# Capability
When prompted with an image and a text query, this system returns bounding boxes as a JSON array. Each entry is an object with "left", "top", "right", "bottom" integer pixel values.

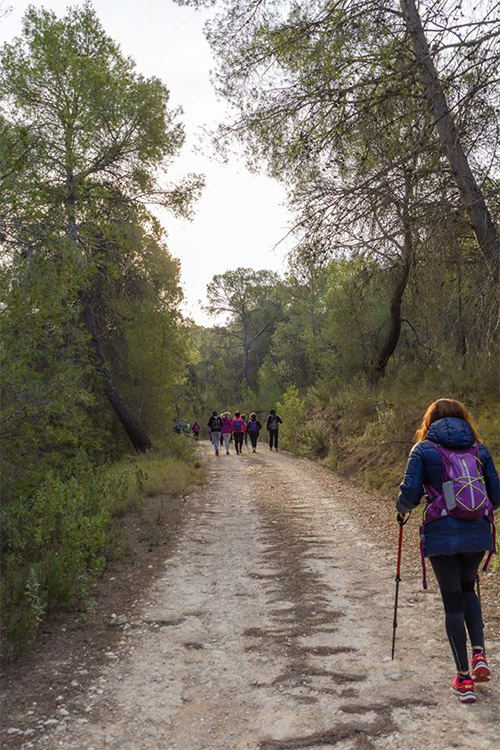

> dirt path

[{"left": 3, "top": 444, "right": 500, "bottom": 749}]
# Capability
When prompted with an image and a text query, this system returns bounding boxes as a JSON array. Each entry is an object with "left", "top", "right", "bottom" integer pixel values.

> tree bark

[
  {"left": 64, "top": 156, "right": 151, "bottom": 453},
  {"left": 371, "top": 172, "right": 414, "bottom": 383},
  {"left": 400, "top": 0, "right": 500, "bottom": 282},
  {"left": 81, "top": 299, "right": 152, "bottom": 453},
  {"left": 370, "top": 257, "right": 412, "bottom": 383}
]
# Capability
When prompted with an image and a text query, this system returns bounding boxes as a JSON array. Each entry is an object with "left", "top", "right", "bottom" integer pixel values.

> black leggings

[
  {"left": 269, "top": 429, "right": 278, "bottom": 449},
  {"left": 429, "top": 552, "right": 485, "bottom": 673},
  {"left": 234, "top": 433, "right": 244, "bottom": 453},
  {"left": 248, "top": 432, "right": 258, "bottom": 449}
]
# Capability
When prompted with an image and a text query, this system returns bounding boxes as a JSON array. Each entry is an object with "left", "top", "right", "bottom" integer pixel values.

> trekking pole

[{"left": 391, "top": 513, "right": 409, "bottom": 660}]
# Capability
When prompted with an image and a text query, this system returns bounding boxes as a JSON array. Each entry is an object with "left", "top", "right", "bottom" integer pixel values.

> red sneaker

[
  {"left": 471, "top": 653, "right": 490, "bottom": 682},
  {"left": 450, "top": 675, "right": 476, "bottom": 703}
]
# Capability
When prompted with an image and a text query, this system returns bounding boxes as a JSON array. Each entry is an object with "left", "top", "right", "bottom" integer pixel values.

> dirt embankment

[{"left": 2, "top": 443, "right": 499, "bottom": 750}]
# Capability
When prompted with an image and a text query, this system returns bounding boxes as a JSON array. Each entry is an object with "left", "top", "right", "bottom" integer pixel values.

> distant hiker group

[
  {"left": 207, "top": 409, "right": 282, "bottom": 456},
  {"left": 173, "top": 420, "right": 200, "bottom": 439}
]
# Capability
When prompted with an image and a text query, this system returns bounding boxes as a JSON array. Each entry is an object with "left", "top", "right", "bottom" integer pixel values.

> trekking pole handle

[{"left": 396, "top": 523, "right": 404, "bottom": 577}]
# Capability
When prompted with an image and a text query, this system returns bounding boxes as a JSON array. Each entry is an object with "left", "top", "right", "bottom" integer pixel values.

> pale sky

[{"left": 0, "top": 0, "right": 294, "bottom": 325}]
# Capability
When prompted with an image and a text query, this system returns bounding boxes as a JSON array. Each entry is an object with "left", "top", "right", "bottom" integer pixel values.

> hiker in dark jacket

[
  {"left": 396, "top": 398, "right": 499, "bottom": 704},
  {"left": 207, "top": 411, "right": 222, "bottom": 456},
  {"left": 266, "top": 409, "right": 283, "bottom": 451},
  {"left": 246, "top": 412, "right": 262, "bottom": 452}
]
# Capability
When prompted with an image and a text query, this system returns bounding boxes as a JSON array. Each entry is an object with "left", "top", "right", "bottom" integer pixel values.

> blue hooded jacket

[{"left": 396, "top": 417, "right": 499, "bottom": 557}]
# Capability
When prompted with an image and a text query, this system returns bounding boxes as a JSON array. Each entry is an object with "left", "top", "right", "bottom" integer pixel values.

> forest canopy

[{"left": 181, "top": 0, "right": 499, "bottom": 410}]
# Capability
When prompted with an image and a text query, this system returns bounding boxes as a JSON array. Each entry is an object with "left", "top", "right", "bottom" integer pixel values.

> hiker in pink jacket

[{"left": 220, "top": 412, "right": 233, "bottom": 455}]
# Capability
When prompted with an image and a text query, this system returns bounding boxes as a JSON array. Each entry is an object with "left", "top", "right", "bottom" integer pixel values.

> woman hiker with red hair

[{"left": 396, "top": 398, "right": 499, "bottom": 703}]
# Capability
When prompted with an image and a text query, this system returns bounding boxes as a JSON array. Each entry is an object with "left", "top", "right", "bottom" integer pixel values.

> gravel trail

[{"left": 10, "top": 444, "right": 500, "bottom": 749}]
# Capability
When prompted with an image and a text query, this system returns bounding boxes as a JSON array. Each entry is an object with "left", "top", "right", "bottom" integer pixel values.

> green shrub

[
  {"left": 277, "top": 385, "right": 307, "bottom": 453},
  {"left": 0, "top": 444, "right": 204, "bottom": 658},
  {"left": 130, "top": 453, "right": 205, "bottom": 498}
]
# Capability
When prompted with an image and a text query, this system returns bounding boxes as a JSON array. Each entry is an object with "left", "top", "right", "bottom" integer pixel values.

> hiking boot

[
  {"left": 450, "top": 675, "right": 476, "bottom": 703},
  {"left": 471, "top": 652, "right": 490, "bottom": 682}
]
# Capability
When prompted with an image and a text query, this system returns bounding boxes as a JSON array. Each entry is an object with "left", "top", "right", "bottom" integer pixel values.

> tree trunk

[
  {"left": 81, "top": 299, "right": 152, "bottom": 453},
  {"left": 400, "top": 0, "right": 500, "bottom": 282},
  {"left": 64, "top": 158, "right": 151, "bottom": 453},
  {"left": 370, "top": 258, "right": 412, "bottom": 383},
  {"left": 371, "top": 173, "right": 414, "bottom": 383}
]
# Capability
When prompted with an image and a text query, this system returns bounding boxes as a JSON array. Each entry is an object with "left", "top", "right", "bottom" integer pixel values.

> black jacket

[
  {"left": 266, "top": 414, "right": 282, "bottom": 430},
  {"left": 208, "top": 415, "right": 221, "bottom": 431}
]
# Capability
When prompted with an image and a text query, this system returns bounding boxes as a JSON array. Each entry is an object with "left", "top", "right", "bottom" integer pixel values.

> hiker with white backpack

[{"left": 396, "top": 398, "right": 499, "bottom": 704}]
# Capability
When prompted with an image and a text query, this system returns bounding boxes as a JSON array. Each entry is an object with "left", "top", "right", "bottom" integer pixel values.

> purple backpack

[
  {"left": 423, "top": 442, "right": 492, "bottom": 523},
  {"left": 420, "top": 441, "right": 495, "bottom": 589}
]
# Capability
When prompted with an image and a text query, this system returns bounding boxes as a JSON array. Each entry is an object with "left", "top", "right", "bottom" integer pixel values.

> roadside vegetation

[
  {"left": 0, "top": 5, "right": 203, "bottom": 657},
  {"left": 1, "top": 435, "right": 204, "bottom": 658}
]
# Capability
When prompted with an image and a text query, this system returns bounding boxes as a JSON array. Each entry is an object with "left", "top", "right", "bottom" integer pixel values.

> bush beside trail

[{"left": 0, "top": 436, "right": 205, "bottom": 659}]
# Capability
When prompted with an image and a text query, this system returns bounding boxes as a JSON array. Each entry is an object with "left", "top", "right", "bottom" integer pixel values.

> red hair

[{"left": 414, "top": 398, "right": 481, "bottom": 443}]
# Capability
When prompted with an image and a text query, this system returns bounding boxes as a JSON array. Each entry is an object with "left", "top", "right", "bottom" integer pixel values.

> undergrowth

[
  {"left": 0, "top": 436, "right": 204, "bottom": 659},
  {"left": 279, "top": 360, "right": 499, "bottom": 555}
]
